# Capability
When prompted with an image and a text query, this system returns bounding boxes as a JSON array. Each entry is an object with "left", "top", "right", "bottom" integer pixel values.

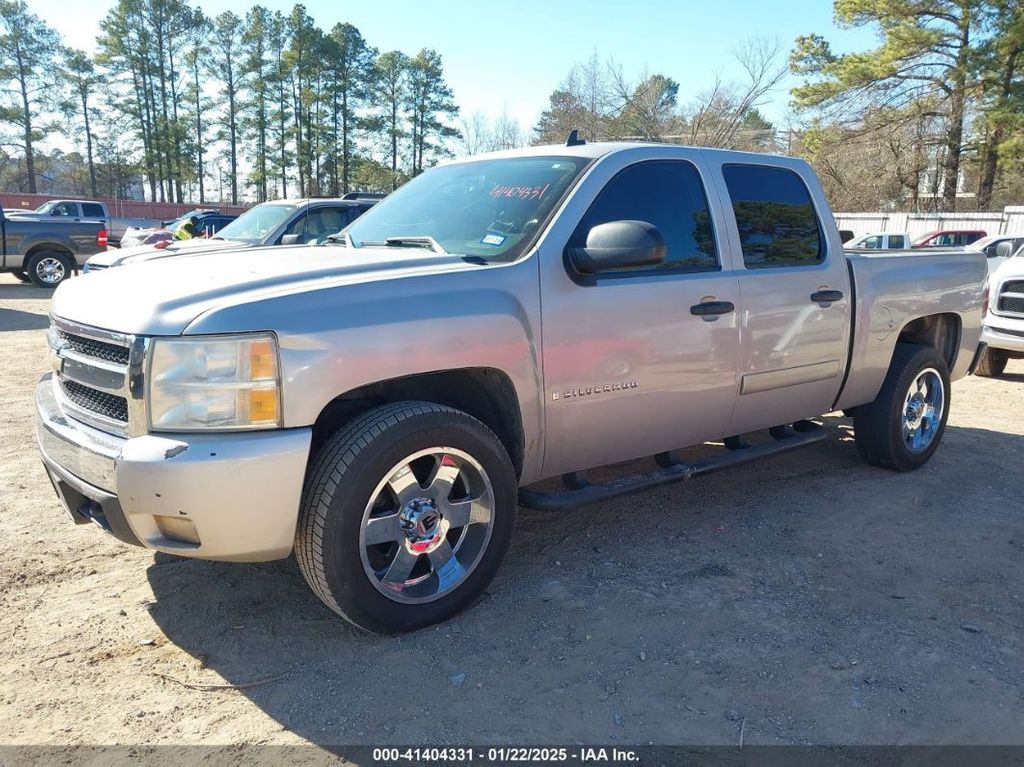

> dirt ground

[{"left": 1, "top": 272, "right": 1022, "bottom": 748}]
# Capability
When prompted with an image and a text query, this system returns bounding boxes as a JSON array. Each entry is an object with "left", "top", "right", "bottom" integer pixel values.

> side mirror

[
  {"left": 280, "top": 234, "right": 303, "bottom": 246},
  {"left": 570, "top": 220, "right": 666, "bottom": 274},
  {"left": 995, "top": 241, "right": 1013, "bottom": 258}
]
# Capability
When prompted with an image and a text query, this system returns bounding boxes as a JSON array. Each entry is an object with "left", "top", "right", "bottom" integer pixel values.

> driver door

[{"left": 538, "top": 154, "right": 741, "bottom": 477}]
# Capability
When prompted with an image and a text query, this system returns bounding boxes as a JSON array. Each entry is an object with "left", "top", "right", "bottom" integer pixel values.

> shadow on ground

[
  {"left": 0, "top": 306, "right": 49, "bottom": 331},
  {"left": 145, "top": 415, "right": 1024, "bottom": 747},
  {"left": 0, "top": 283, "right": 53, "bottom": 301}
]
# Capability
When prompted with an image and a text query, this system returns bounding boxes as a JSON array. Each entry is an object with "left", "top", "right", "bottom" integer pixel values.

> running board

[{"left": 518, "top": 422, "right": 826, "bottom": 511}]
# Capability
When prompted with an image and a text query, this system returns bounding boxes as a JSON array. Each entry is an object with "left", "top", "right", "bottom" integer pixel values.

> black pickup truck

[{"left": 0, "top": 210, "right": 108, "bottom": 287}]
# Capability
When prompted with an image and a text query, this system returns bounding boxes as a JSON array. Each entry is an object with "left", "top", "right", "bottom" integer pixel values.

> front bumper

[
  {"left": 981, "top": 318, "right": 1024, "bottom": 356},
  {"left": 35, "top": 373, "right": 312, "bottom": 561}
]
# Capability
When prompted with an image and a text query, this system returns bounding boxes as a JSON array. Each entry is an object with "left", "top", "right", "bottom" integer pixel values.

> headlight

[{"left": 147, "top": 333, "right": 281, "bottom": 431}]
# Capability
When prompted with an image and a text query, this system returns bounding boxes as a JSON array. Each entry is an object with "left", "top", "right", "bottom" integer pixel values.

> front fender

[{"left": 184, "top": 258, "right": 546, "bottom": 480}]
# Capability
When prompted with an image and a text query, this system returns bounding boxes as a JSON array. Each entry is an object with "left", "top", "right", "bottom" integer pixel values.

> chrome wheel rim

[
  {"left": 359, "top": 447, "right": 495, "bottom": 604},
  {"left": 901, "top": 368, "right": 944, "bottom": 454},
  {"left": 35, "top": 257, "right": 66, "bottom": 285}
]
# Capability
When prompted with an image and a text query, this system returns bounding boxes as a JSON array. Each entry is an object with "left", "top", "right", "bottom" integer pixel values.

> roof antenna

[{"left": 565, "top": 129, "right": 586, "bottom": 147}]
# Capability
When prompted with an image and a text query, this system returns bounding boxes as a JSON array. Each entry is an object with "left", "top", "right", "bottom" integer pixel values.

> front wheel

[
  {"left": 975, "top": 347, "right": 1008, "bottom": 378},
  {"left": 295, "top": 401, "right": 517, "bottom": 633},
  {"left": 853, "top": 343, "right": 950, "bottom": 471}
]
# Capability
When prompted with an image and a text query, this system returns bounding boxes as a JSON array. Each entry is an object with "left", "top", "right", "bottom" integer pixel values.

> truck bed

[{"left": 837, "top": 248, "right": 986, "bottom": 411}]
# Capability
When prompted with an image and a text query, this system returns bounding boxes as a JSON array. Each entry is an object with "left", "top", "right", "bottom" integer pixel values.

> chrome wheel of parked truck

[
  {"left": 34, "top": 139, "right": 988, "bottom": 632},
  {"left": 901, "top": 369, "right": 944, "bottom": 453},
  {"left": 295, "top": 402, "right": 515, "bottom": 633},
  {"left": 31, "top": 255, "right": 67, "bottom": 286},
  {"left": 359, "top": 447, "right": 496, "bottom": 604}
]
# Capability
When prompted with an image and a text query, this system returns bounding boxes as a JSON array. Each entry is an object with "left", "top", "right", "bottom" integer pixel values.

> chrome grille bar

[{"left": 48, "top": 316, "right": 147, "bottom": 437}]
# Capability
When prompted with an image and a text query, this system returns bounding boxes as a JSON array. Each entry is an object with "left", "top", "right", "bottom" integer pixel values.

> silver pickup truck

[{"left": 35, "top": 141, "right": 985, "bottom": 633}]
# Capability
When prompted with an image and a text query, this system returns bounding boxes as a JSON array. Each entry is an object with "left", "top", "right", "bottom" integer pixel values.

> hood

[
  {"left": 87, "top": 237, "right": 245, "bottom": 268},
  {"left": 992, "top": 253, "right": 1023, "bottom": 281},
  {"left": 52, "top": 244, "right": 483, "bottom": 336}
]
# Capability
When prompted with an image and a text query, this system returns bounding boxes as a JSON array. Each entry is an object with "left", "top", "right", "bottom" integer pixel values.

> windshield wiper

[{"left": 361, "top": 235, "right": 448, "bottom": 254}]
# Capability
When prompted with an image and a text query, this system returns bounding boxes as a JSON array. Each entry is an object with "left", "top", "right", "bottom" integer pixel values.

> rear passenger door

[{"left": 715, "top": 163, "right": 851, "bottom": 435}]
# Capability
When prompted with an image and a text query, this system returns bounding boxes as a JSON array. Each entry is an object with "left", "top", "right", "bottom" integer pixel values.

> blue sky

[{"left": 40, "top": 0, "right": 878, "bottom": 132}]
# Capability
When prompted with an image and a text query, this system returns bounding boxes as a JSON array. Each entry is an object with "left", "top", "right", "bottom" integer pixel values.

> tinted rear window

[
  {"left": 82, "top": 203, "right": 105, "bottom": 218},
  {"left": 722, "top": 164, "right": 823, "bottom": 268}
]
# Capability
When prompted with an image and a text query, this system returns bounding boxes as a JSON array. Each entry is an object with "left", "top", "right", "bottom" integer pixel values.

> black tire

[
  {"left": 853, "top": 343, "right": 951, "bottom": 472},
  {"left": 295, "top": 401, "right": 517, "bottom": 634},
  {"left": 12, "top": 270, "right": 30, "bottom": 283},
  {"left": 25, "top": 251, "right": 73, "bottom": 288},
  {"left": 975, "top": 347, "right": 1008, "bottom": 378}
]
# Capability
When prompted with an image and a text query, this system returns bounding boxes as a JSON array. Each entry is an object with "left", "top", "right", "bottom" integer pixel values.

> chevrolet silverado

[{"left": 35, "top": 140, "right": 985, "bottom": 633}]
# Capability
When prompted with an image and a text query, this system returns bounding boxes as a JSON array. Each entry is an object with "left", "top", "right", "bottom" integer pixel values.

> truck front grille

[
  {"left": 997, "top": 280, "right": 1024, "bottom": 317},
  {"left": 57, "top": 331, "right": 130, "bottom": 365},
  {"left": 61, "top": 379, "right": 129, "bottom": 422},
  {"left": 49, "top": 317, "right": 139, "bottom": 435}
]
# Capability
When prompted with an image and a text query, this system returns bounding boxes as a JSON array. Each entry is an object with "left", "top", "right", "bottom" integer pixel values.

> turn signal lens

[
  {"left": 250, "top": 339, "right": 277, "bottom": 380},
  {"left": 248, "top": 387, "right": 280, "bottom": 423}
]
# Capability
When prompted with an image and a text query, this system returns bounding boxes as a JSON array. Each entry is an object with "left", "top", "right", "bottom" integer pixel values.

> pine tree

[
  {"left": 183, "top": 11, "right": 210, "bottom": 202},
  {"left": 325, "top": 23, "right": 375, "bottom": 194},
  {"left": 405, "top": 48, "right": 460, "bottom": 175},
  {"left": 63, "top": 48, "right": 101, "bottom": 197},
  {"left": 372, "top": 50, "right": 409, "bottom": 189},
  {"left": 243, "top": 5, "right": 273, "bottom": 201},
  {"left": 267, "top": 10, "right": 292, "bottom": 198},
  {"left": 0, "top": 0, "right": 62, "bottom": 193},
  {"left": 208, "top": 11, "right": 245, "bottom": 204},
  {"left": 791, "top": 0, "right": 992, "bottom": 211}
]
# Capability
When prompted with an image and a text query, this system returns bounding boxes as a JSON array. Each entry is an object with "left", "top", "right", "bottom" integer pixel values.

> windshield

[
  {"left": 345, "top": 155, "right": 591, "bottom": 260},
  {"left": 214, "top": 203, "right": 296, "bottom": 243},
  {"left": 35, "top": 201, "right": 56, "bottom": 214}
]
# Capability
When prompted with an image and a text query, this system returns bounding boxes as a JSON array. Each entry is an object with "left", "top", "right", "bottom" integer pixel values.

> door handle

[
  {"left": 811, "top": 289, "right": 844, "bottom": 304},
  {"left": 690, "top": 300, "right": 735, "bottom": 316}
]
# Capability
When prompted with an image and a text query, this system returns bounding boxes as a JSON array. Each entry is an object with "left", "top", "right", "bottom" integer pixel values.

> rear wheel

[
  {"left": 975, "top": 347, "right": 1008, "bottom": 378},
  {"left": 854, "top": 343, "right": 950, "bottom": 471},
  {"left": 295, "top": 401, "right": 517, "bottom": 633},
  {"left": 26, "top": 251, "right": 73, "bottom": 287}
]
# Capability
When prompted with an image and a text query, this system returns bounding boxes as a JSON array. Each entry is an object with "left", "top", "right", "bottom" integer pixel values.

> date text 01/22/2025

[{"left": 372, "top": 746, "right": 640, "bottom": 762}]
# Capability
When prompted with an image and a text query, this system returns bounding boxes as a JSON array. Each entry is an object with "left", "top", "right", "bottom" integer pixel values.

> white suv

[{"left": 978, "top": 243, "right": 1024, "bottom": 376}]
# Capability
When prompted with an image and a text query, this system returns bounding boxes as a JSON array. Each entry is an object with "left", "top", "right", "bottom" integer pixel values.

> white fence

[{"left": 835, "top": 207, "right": 1024, "bottom": 238}]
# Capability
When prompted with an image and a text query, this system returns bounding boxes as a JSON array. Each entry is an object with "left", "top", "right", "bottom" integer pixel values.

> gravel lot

[{"left": 1, "top": 272, "right": 1022, "bottom": 747}]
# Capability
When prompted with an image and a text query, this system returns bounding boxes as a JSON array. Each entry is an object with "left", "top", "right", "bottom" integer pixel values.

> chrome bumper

[
  {"left": 35, "top": 373, "right": 313, "bottom": 562},
  {"left": 981, "top": 320, "right": 1024, "bottom": 355}
]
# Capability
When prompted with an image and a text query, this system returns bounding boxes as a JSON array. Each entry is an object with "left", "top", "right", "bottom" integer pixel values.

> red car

[{"left": 912, "top": 229, "right": 987, "bottom": 248}]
